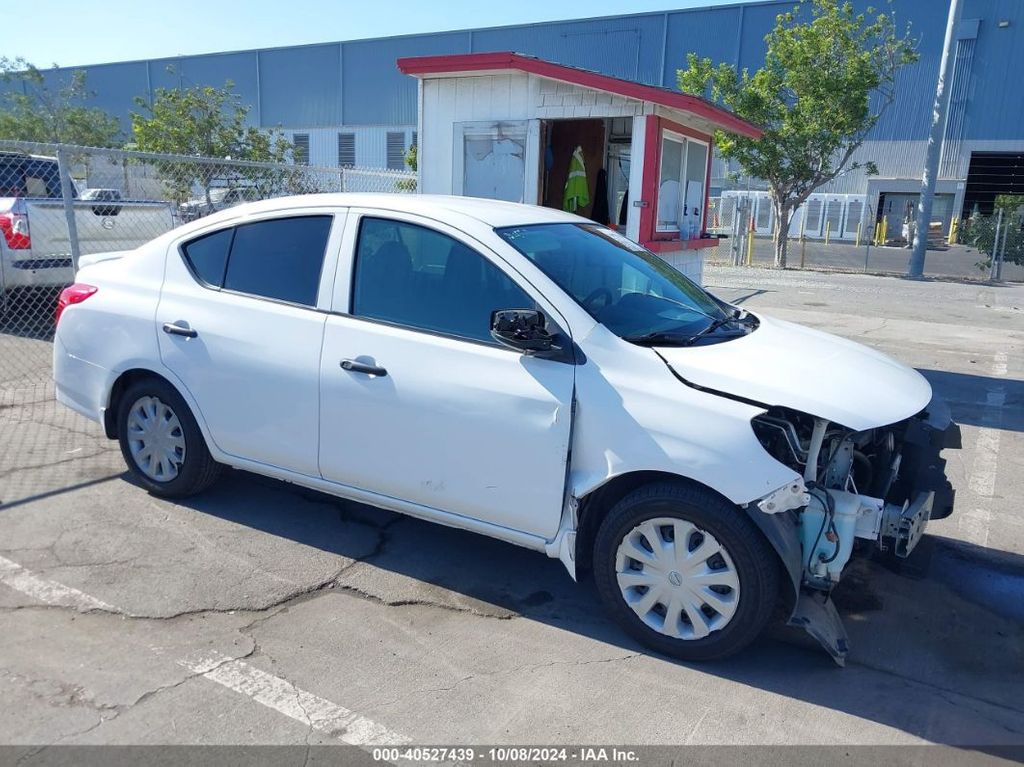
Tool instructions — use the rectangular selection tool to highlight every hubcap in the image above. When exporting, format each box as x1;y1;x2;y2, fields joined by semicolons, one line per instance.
615;517;740;640
126;396;186;482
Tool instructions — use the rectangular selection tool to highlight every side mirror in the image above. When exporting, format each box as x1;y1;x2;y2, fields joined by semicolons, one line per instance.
490;309;554;353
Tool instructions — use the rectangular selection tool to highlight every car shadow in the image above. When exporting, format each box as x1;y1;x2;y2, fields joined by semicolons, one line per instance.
919;368;1023;432
179;469;1024;747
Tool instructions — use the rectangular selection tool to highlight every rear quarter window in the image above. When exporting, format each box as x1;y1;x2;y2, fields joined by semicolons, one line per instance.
181;228;233;286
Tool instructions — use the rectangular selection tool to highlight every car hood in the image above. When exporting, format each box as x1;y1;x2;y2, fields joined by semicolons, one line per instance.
654;312;932;431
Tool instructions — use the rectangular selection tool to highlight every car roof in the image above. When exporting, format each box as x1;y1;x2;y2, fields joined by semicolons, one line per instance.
175;193;589;235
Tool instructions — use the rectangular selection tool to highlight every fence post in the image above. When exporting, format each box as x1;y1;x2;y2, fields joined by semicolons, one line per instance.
746;211;755;266
990;209;1003;281
56;145;82;273
996;212;1009;281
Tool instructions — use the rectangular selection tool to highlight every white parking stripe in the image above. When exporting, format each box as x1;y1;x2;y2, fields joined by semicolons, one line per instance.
179;651;410;746
958;351;1008;547
0;554;116;612
0;554;412;748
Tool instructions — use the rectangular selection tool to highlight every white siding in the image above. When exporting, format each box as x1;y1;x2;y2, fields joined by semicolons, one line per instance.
286;127;415;169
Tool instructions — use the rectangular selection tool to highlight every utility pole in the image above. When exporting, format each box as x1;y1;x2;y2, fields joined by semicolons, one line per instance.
908;0;963;279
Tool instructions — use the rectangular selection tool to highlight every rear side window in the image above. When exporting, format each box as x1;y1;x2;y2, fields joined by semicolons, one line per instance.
0;157;64;198
182;228;232;286
180;215;332;306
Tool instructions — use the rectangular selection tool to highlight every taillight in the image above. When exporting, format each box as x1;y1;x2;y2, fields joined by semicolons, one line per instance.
55;284;98;325
0;211;30;249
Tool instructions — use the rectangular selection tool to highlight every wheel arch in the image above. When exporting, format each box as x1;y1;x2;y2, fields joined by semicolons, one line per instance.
102;367;214;455
574;470;799;614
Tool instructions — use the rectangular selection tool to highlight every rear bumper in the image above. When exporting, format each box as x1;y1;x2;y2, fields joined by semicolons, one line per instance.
52;335;108;424
4;257;75;289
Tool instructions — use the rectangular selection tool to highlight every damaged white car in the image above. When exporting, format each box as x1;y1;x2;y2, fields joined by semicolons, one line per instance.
52;194;959;663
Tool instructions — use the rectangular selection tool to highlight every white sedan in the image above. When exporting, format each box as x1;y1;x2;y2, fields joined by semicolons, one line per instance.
53;194;959;663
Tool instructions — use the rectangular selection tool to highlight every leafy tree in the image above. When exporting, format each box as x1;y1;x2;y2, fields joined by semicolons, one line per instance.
960;196;1024;272
131;74;294;205
396;142;418;192
678;0;917;267
0;57;121;146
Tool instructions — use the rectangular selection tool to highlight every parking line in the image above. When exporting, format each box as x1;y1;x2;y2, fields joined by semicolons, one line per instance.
958;351;1008;548
0;554;116;612
0;554;412;749
179;651;411;746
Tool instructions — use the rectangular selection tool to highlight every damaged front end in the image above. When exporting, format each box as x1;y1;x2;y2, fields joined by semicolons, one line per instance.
749;395;961;665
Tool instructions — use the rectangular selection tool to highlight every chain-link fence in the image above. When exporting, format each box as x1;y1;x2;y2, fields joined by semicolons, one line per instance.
0;140;414;507
705;193;1024;282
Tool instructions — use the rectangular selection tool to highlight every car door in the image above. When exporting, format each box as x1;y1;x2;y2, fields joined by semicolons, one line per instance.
157;209;344;476
318;211;575;539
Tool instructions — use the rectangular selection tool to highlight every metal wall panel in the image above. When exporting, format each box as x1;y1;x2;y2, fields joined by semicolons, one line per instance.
65;61;149;128
961;0;1024;139
472;16;665;85
342;32;470;126
260;44;342;127
663;7;744;87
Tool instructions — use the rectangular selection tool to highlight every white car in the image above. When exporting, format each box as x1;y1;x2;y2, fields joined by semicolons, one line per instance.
52;194;959;663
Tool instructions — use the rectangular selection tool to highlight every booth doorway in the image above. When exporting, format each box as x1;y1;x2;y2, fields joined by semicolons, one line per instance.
539;118;631;227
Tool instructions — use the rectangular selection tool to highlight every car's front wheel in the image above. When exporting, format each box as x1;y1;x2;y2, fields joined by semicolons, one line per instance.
593;481;780;661
116;377;220;498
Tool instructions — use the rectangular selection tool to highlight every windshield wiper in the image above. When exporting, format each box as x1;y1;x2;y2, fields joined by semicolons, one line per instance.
624;312;744;347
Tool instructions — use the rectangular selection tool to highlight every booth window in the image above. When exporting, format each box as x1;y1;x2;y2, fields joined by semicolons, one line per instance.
655;129;709;236
456;121;527;204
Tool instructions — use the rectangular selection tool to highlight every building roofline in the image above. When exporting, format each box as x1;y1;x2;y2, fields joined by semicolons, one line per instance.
397;51;762;138
43;0;778;72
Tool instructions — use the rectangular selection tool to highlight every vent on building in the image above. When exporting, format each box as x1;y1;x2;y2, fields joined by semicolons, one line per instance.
386;131;406;170
293;133;310;165
411;131;418;148
338;132;356;167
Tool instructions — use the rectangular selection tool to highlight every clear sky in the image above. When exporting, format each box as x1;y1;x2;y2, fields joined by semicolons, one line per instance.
16;0;749;68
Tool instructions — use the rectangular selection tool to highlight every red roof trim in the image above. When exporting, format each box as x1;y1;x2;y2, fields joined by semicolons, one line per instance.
397;52;762;139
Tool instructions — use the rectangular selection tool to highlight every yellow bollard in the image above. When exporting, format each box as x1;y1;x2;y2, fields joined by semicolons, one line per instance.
881;218;888;245
824;220;831;247
949;217;959;244
746;229;754;266
873;222;881;246
855;221;861;248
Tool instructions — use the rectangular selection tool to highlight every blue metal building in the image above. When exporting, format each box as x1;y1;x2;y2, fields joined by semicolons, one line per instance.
10;0;1023;224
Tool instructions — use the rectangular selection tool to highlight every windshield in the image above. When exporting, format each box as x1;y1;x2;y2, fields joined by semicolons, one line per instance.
496;223;734;343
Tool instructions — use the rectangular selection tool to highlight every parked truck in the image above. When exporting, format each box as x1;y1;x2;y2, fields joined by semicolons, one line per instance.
0;151;176;317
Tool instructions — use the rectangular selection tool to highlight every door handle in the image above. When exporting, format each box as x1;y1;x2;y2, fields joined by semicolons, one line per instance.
340;359;387;377
162;322;198;338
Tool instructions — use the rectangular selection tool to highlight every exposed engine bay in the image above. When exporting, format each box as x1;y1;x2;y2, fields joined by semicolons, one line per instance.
750;398;960;662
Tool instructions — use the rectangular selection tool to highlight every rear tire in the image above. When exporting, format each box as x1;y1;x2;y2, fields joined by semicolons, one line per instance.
117;377;220;498
593;481;780;661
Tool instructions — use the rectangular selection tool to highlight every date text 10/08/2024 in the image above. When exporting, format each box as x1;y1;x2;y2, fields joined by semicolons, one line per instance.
372;747;640;762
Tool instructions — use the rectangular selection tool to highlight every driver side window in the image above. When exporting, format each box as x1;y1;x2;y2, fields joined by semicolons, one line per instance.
351;217;537;345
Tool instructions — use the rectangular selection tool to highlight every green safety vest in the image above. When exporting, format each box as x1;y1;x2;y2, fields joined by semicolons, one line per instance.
562;146;590;213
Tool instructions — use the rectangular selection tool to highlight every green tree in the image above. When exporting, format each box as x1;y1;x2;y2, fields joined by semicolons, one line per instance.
678;0;917;267
0;58;121;146
131;73;294;205
960;196;1024;273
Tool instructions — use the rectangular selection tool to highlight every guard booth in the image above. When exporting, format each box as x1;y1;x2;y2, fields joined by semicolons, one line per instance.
398;52;761;283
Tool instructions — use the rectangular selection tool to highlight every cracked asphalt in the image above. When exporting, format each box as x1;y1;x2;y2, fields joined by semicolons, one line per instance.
0;267;1022;751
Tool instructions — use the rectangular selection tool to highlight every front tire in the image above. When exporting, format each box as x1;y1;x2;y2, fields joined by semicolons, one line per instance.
593;481;780;661
117;378;220;498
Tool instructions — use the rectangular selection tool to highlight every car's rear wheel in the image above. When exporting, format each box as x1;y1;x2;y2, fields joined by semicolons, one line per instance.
593;481;780;661
117;378;220;498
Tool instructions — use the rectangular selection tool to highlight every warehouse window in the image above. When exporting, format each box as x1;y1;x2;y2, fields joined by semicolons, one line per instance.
338;132;356;167
386;132;406;170
293;134;310;165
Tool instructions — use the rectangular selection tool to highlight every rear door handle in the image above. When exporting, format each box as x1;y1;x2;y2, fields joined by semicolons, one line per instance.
162;322;198;338
340;359;387;377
